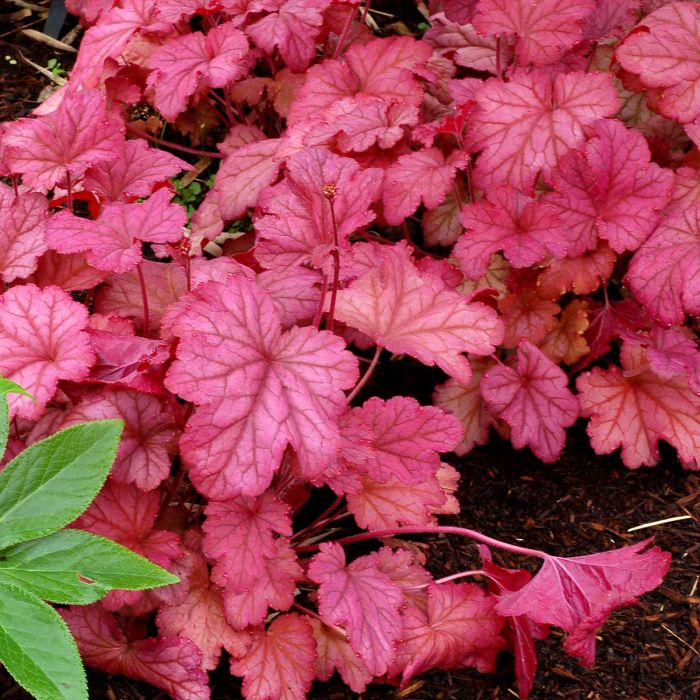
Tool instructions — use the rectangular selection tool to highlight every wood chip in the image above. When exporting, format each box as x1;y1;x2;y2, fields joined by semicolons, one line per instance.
627;514;693;532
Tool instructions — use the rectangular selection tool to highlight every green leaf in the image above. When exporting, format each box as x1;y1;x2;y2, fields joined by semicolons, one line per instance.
0;420;123;549
0;529;178;605
0;582;87;700
0;378;32;461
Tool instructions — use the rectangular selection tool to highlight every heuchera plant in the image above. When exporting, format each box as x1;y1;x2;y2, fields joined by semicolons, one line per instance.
1;0;694;697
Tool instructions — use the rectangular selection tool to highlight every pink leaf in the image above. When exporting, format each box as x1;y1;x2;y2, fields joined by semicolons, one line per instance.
643;326;700;394
229;613;316;700
616;2;700;122
308;542;403;675
28;251;108;292
375;547;432;611
62;605;210;700
46;188;186;274
496;538;670;666
2;89;123;190
469;70;619;192
390;582;506;684
433;358;496;455
536;242;616;298
499;289;560;349
255;147;382;272
203;492;292;593
0;184;48;282
481;341;579;462
84;138;189;202
340;396;462;484
473;0;595;67
542;119;672;255
257;266;321;327
0;285;94;419
383;148;467;226
577;343;700;468
334;244;503;384
455;184;569;279
422;185;464;246
583;0;641;41
247;0;331;72
148;21;249;121
166;276;358;497
627;204;700;325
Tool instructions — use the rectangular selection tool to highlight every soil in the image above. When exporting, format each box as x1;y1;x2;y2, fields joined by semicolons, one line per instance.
1;5;698;700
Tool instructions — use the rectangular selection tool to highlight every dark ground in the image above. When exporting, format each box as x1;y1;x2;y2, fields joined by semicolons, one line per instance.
1;4;698;699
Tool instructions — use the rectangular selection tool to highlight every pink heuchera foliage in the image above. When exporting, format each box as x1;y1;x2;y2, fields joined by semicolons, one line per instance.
308;542;403;676
481;341;579;462
642;326;700;394
0;284;95;419
496;538;671;666
2;89;123;190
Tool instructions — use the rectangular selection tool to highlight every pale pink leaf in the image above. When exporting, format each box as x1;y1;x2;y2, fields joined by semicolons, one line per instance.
496;538;670;665
308;542;403;675
0;185;48;282
229;613;316;700
383;148;467;226
644;326;700;394
455;184;569;279
257;266;321;327
203;492;292;593
148;22;249;121
616;2;700;122
334;244;503;384
481;341;578;462
28;251;109;292
255;147;382;272
46;189;185;274
0;285;94;419
627;204;700;325
577;343;700;468
84;138;190;201
390;582;505;683
339;396;462;484
469;70;619;192
247;0;331;72
473;0;595;67
433;358;496;455
2;89;123;190
542;119;672;255
375;547;432;611
61;605;210;700
166;276;358;498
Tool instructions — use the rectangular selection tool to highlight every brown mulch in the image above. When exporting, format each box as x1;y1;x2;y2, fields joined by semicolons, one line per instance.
0;10;698;700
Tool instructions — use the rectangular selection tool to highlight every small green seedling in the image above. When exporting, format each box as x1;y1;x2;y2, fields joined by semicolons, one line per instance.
0;379;178;700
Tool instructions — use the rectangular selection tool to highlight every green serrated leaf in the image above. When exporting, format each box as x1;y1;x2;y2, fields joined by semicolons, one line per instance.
0;529;178;605
0;582;87;700
0;378;33;462
0;420;123;549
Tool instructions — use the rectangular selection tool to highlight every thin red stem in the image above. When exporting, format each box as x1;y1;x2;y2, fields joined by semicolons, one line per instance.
347;344;382;403
65;170;73;212
495;37;502;80
333;5;356;59
295;525;548;560
293;496;344;543
126;123;223;159
136;262;151;337
313;273;329;329
326;197;341;333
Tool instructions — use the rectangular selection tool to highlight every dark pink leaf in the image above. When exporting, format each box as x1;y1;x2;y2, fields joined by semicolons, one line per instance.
542;119;672;255
0;184;48;282
481;341;578;462
2;89;123;190
308;542;403;675
383;148;467;225
583;0;640;41
473;0;595;67
577;343;700;468
496;538;670;666
62;605;210;700
334;244;503;384
616;2;700;122
339;396;462;484
390;582;506;683
84;138;189;201
166;276;358;498
0;285;94;419
148;21;249;121
46;188;186;274
628;203;700;325
455;184;569;279
536;242;616;298
28;251;109;292
469;70;619;192
499;289;560;349
229;613;316;700
247;0;331;72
